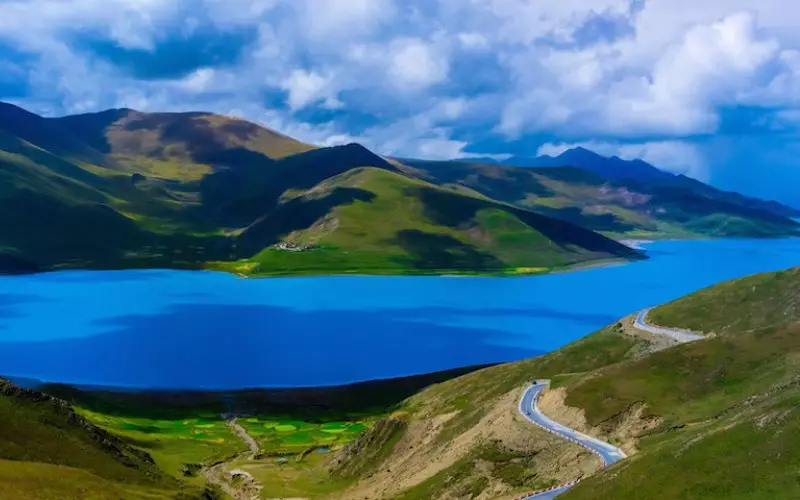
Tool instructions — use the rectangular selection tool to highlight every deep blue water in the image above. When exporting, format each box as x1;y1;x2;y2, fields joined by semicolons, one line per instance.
0;238;798;390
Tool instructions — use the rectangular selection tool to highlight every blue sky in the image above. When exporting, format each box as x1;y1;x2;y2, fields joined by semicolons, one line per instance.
0;0;799;206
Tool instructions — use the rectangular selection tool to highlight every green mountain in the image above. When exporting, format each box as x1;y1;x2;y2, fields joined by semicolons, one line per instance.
0;102;643;275
401;158;800;239
1;101;798;275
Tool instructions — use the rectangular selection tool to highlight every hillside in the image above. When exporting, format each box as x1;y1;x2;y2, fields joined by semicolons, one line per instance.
505;147;800;220
0;102;644;276
401;157;800;239
0;379;214;499
310;265;800;499
0;267;798;498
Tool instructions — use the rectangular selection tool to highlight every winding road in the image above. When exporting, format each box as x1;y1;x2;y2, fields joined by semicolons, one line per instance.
517;308;705;499
634;308;704;343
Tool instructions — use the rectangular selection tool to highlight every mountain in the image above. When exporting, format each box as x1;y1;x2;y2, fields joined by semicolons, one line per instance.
400;157;800;239
0;102;643;275
512;147;671;184
2;101;799;276
504;147;800;219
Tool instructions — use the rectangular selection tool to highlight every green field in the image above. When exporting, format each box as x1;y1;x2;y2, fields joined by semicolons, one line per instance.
239;416;373;455
78;410;245;480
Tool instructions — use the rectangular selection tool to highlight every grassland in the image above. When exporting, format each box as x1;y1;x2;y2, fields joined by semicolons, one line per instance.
77;410;246;480
648;266;800;334
238;416;373;456
556;266;800;499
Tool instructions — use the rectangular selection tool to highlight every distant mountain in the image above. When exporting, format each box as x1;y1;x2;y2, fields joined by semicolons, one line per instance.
502;147;800;219
0;102;643;275
400;157;800;239
508;147;672;184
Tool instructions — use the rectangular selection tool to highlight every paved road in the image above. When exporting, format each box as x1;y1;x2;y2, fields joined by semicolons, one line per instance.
522;483;575;499
517;382;626;499
635;308;704;343
516;307;705;498
519;383;627;467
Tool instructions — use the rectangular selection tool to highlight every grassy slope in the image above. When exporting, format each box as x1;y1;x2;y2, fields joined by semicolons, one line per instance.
326;327;649;499
53;109;313;166
648;267;800;334
400;158;800;239
324;266;800;499
0;380;214;499
558;266;800;499
233;167;641;275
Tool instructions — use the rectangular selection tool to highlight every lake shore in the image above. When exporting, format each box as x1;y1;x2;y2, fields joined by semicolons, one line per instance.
2;238;799;389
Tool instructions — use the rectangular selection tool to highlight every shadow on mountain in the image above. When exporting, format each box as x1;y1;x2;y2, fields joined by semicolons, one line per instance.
200;143;396;227
414;187;642;257
392;230;505;270
50;108;133;153
0;255;41;275
0;191;147;266
536;206;638;233
0;102;106;165
402;159;555;202
41;364;492;420
238;187;376;254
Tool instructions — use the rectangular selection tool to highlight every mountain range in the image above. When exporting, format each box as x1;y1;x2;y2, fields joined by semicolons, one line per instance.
1;101;798;276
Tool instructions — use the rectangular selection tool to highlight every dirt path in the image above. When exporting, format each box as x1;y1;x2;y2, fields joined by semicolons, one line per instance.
230;418;260;455
202;416;263;500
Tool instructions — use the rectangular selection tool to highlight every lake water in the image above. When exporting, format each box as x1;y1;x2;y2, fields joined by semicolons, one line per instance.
1;238;798;390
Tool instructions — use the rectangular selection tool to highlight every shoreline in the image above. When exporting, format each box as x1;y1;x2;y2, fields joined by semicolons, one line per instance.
0;256;642;280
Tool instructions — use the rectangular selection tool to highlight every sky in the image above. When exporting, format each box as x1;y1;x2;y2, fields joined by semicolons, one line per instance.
0;0;799;206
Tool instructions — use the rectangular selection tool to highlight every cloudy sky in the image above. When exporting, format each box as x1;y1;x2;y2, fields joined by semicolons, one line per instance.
1;0;799;206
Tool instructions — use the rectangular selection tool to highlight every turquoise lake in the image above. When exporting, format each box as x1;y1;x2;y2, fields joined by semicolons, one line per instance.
0;238;798;389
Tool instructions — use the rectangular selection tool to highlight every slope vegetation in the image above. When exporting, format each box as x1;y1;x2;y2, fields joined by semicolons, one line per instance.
320;266;800;499
0;379;213;499
557;266;800;499
0;103;643;275
402;158;800;239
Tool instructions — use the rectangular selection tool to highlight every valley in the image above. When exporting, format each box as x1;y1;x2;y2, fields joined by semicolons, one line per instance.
3;3;800;498
0;264;797;499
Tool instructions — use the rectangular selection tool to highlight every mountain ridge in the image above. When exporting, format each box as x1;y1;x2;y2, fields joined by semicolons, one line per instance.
0;101;647;276
1;101;798;276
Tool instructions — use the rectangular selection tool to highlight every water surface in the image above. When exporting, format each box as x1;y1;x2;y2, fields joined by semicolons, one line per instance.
1;238;798;389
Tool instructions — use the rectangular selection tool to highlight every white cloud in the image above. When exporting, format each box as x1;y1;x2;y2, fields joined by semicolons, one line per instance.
5;0;800;184
180;68;216;93
280;69;340;110
457;32;490;50
387;38;450;90
296;0;396;44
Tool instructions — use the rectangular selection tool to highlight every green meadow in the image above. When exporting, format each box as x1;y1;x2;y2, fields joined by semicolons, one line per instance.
78;409;245;481
239;416;373;455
